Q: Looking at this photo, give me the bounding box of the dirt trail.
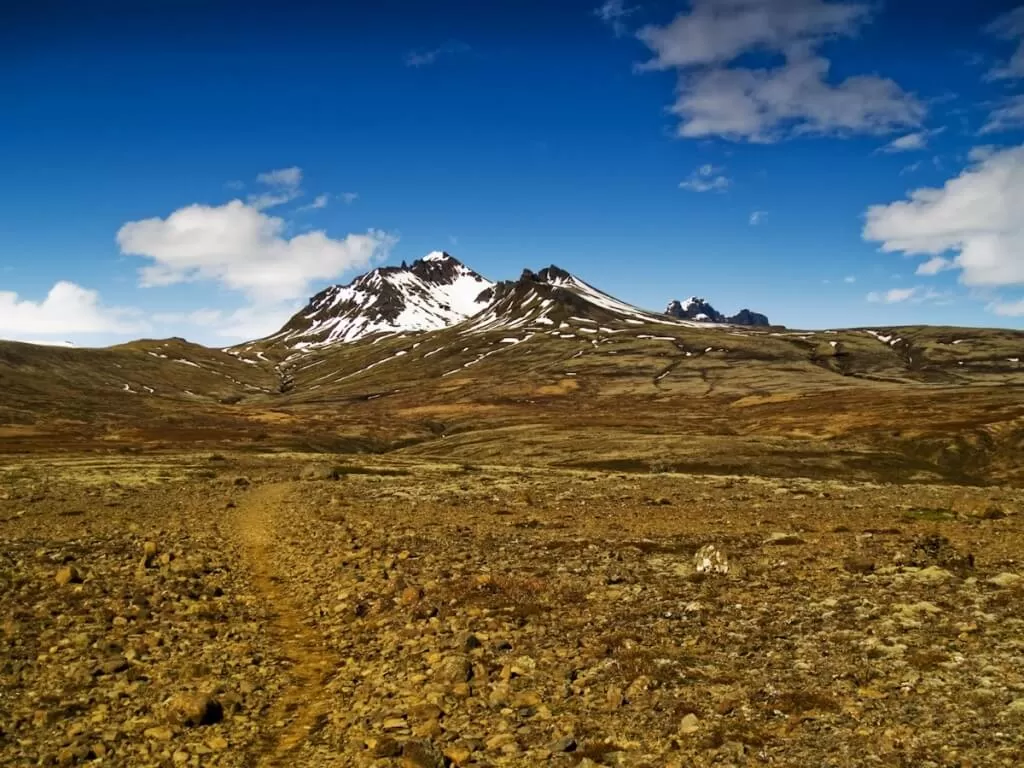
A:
[232,482,335,766]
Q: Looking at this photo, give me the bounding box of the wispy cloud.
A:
[680,164,731,192]
[981,94,1024,134]
[867,287,917,304]
[880,131,927,152]
[405,41,469,68]
[594,0,637,37]
[249,166,303,210]
[986,6,1024,80]
[866,286,952,305]
[749,210,767,225]
[299,194,330,212]
[988,297,1024,316]
[844,276,856,283]
[341,192,359,205]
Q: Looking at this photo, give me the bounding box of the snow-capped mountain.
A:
[461,265,690,333]
[262,252,495,348]
[665,297,770,327]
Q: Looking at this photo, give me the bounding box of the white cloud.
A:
[256,167,302,188]
[881,132,927,152]
[867,287,918,304]
[342,192,359,205]
[595,0,637,36]
[405,42,468,67]
[669,56,923,142]
[638,0,869,70]
[863,145,1024,288]
[0,281,147,339]
[981,94,1024,134]
[680,163,731,192]
[749,210,767,225]
[636,0,923,142]
[298,194,330,212]
[916,256,954,275]
[249,166,303,210]
[986,6,1024,80]
[117,199,397,304]
[843,275,856,283]
[153,305,300,340]
[989,298,1024,316]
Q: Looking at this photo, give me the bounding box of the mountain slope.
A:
[252,252,494,350]
[461,265,696,334]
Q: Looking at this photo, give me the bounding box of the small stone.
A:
[436,655,473,684]
[764,532,805,546]
[143,541,159,558]
[401,739,446,768]
[843,556,876,574]
[549,736,577,753]
[206,736,229,751]
[694,544,729,575]
[444,744,473,765]
[373,736,403,758]
[168,693,223,727]
[144,725,175,741]
[98,656,129,675]
[463,634,483,651]
[300,464,338,481]
[55,566,82,586]
[679,713,701,735]
[400,586,424,605]
[382,717,408,731]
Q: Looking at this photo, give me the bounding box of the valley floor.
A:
[2,453,1023,767]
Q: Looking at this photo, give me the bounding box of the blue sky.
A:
[3,0,1024,346]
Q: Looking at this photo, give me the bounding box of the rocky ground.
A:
[2,454,1023,767]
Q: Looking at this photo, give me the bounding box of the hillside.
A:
[2,257,1023,483]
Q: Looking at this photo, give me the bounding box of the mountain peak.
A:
[421,250,455,263]
[260,251,494,348]
[666,297,770,326]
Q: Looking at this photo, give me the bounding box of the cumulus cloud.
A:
[117,199,397,304]
[636,0,923,142]
[680,164,731,192]
[638,0,869,70]
[986,6,1024,80]
[863,145,1024,288]
[981,94,1024,134]
[0,281,147,340]
[595,0,637,36]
